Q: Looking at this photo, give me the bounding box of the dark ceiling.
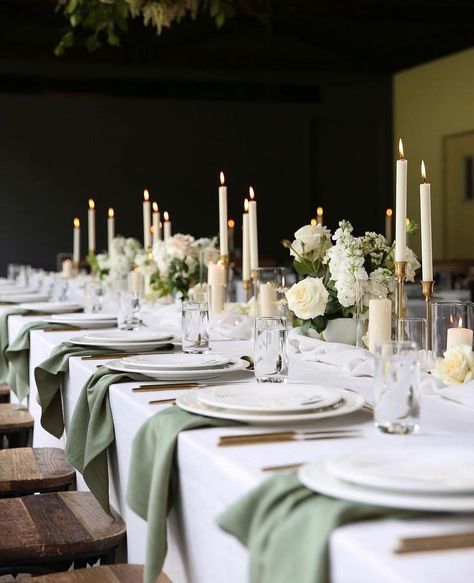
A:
[0,0,473,81]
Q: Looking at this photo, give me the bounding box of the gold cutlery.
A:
[149,397,177,405]
[394,531,474,553]
[261,462,305,473]
[218,429,362,447]
[133,383,200,392]
[43,326,82,332]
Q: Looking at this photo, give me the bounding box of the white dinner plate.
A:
[0,293,50,303]
[71,337,174,352]
[18,302,83,314]
[176,388,364,425]
[325,447,474,494]
[80,330,174,344]
[197,383,343,414]
[299,461,474,512]
[121,353,232,371]
[104,358,249,380]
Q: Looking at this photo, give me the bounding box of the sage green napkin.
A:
[127,407,238,583]
[6,320,66,401]
[218,473,416,583]
[0,307,28,384]
[34,342,122,439]
[65,366,149,516]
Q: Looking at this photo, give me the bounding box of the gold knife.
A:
[218,429,361,447]
[394,532,474,553]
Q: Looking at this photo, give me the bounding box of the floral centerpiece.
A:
[283,220,420,337]
[150,234,217,299]
[433,345,474,385]
[90,236,143,283]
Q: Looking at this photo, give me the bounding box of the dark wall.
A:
[0,74,391,272]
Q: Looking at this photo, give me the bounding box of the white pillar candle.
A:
[385,208,393,243]
[248,186,259,270]
[128,269,145,297]
[259,282,278,317]
[316,206,323,226]
[219,172,228,256]
[447,318,473,350]
[420,160,433,281]
[395,139,407,262]
[62,259,73,278]
[152,202,161,244]
[73,217,81,266]
[207,261,226,313]
[143,189,152,250]
[242,199,250,281]
[107,208,115,253]
[88,198,96,254]
[368,298,392,353]
[163,211,172,241]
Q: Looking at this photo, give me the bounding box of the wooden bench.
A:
[0,403,33,448]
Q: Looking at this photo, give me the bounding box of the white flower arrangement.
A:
[433,345,474,385]
[91,236,143,282]
[284,219,420,334]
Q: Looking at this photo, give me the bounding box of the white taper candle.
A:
[420,160,433,281]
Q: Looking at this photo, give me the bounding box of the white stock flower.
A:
[290,224,332,261]
[405,247,421,282]
[285,277,329,320]
[433,345,474,385]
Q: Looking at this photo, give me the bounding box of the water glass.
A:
[254,316,289,383]
[254,267,289,318]
[83,281,104,313]
[398,317,426,350]
[182,301,210,354]
[117,291,141,331]
[374,341,420,435]
[431,301,473,357]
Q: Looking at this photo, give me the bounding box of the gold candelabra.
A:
[421,280,435,350]
[395,261,407,340]
[243,279,251,302]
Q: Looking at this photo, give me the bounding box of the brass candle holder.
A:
[395,260,407,340]
[242,279,251,302]
[421,280,435,350]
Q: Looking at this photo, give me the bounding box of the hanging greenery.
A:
[54,0,235,55]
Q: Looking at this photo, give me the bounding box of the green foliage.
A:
[54,0,235,54]
[149,257,199,300]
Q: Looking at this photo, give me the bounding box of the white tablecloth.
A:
[5,312,474,583]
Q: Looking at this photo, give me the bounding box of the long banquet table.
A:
[5,308,474,583]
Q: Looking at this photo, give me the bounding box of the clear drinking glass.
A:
[83,281,104,313]
[431,301,473,357]
[254,267,289,318]
[374,341,420,435]
[254,316,289,383]
[399,317,427,350]
[182,301,210,354]
[117,291,141,331]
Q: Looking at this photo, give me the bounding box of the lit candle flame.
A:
[108,208,114,218]
[74,217,80,228]
[310,218,317,226]
[249,186,255,200]
[88,198,95,210]
[228,219,235,228]
[220,171,225,185]
[164,211,169,221]
[458,317,463,328]
[153,202,159,212]
[386,208,393,217]
[317,206,323,217]
[406,218,410,226]
[144,189,149,201]
[150,225,155,234]
[159,221,163,229]
[244,198,249,212]
[421,160,427,182]
[399,138,404,159]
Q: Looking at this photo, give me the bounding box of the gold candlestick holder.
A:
[395,261,407,340]
[421,280,435,350]
[242,279,251,302]
[220,254,229,281]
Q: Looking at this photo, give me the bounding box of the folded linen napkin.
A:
[6,320,68,401]
[127,407,238,583]
[289,328,374,377]
[218,473,417,583]
[0,307,28,383]
[421,374,474,409]
[65,367,150,515]
[138,302,182,337]
[212,311,254,340]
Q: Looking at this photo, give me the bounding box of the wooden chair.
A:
[0,491,126,576]
[32,565,173,582]
[0,447,76,497]
[0,384,10,404]
[0,403,34,448]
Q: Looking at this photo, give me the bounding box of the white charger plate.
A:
[299,462,474,512]
[326,447,474,494]
[104,358,249,380]
[80,330,173,343]
[197,383,342,414]
[176,388,364,425]
[121,353,231,371]
[0,293,50,303]
[71,337,174,352]
[18,302,83,314]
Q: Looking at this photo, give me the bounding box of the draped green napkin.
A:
[6,320,67,401]
[218,473,416,583]
[65,367,150,516]
[127,407,238,583]
[34,342,123,439]
[0,307,28,384]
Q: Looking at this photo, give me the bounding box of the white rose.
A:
[290,224,332,261]
[433,345,474,385]
[285,277,329,320]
